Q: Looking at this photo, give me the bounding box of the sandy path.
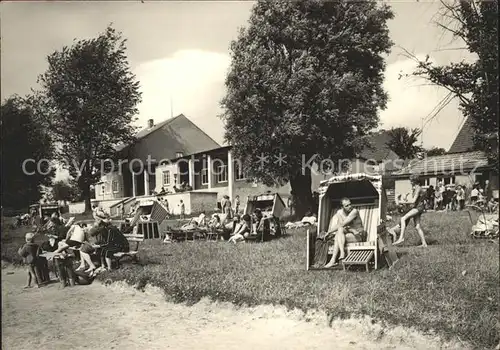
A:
[2,268,469,350]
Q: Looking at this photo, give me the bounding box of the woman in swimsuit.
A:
[392,174,428,247]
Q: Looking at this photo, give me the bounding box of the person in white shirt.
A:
[470,186,479,204]
[456,185,466,210]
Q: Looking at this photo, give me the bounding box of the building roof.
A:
[118,114,221,162]
[358,130,400,162]
[448,117,476,153]
[116,114,220,151]
[391,150,490,177]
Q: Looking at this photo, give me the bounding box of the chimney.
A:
[147,119,154,128]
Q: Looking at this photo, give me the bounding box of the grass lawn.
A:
[2,211,498,349]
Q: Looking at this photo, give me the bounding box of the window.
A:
[162,171,171,185]
[100,185,105,195]
[441,176,456,185]
[424,178,431,186]
[234,162,246,181]
[217,165,228,183]
[176,152,184,158]
[201,168,209,185]
[112,180,119,193]
[105,182,111,194]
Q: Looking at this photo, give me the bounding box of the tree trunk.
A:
[289,167,313,220]
[81,163,93,214]
[83,182,92,213]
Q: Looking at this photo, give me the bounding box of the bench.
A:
[113,232,144,264]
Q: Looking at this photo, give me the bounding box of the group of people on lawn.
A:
[18,209,130,288]
[173,205,270,243]
[315,174,427,268]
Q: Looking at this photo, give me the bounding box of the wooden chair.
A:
[205,226,220,241]
[342,204,379,271]
[113,230,144,264]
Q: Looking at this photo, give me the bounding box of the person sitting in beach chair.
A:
[248,209,270,241]
[322,198,367,268]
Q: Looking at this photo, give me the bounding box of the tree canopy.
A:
[51,180,79,203]
[425,146,447,156]
[36,25,142,212]
[403,0,498,166]
[386,127,423,160]
[220,0,394,216]
[1,96,55,209]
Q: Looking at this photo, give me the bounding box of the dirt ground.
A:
[2,267,469,350]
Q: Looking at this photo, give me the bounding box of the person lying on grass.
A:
[18,232,43,288]
[182,211,207,229]
[389,174,428,247]
[228,214,251,243]
[321,198,367,268]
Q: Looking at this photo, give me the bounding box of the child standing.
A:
[18,232,42,288]
[179,200,185,220]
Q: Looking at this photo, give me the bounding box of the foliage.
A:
[403,0,498,167]
[51,180,79,202]
[385,127,423,159]
[0,96,55,209]
[220,0,394,217]
[425,146,447,156]
[35,25,142,212]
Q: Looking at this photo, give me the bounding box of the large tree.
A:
[386,127,423,160]
[1,96,55,209]
[36,26,142,212]
[220,0,394,217]
[403,0,498,166]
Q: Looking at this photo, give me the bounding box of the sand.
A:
[1,267,470,350]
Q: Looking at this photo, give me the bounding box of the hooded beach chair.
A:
[306,173,394,271]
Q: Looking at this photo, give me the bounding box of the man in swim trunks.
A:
[323,197,366,268]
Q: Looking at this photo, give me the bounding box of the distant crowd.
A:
[397,180,498,213]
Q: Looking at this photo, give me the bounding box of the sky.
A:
[1,1,475,181]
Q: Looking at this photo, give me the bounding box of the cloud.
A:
[379,55,465,149]
[53,51,467,182]
[135,51,465,151]
[134,50,230,145]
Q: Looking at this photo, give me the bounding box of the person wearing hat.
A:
[88,213,129,271]
[93,207,111,223]
[18,232,43,288]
